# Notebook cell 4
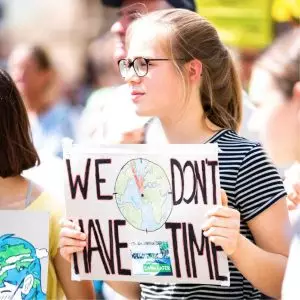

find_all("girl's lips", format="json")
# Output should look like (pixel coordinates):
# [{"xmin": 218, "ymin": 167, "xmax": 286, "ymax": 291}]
[
  {"xmin": 131, "ymin": 92, "xmax": 145, "ymax": 103},
  {"xmin": 131, "ymin": 91, "xmax": 145, "ymax": 95}
]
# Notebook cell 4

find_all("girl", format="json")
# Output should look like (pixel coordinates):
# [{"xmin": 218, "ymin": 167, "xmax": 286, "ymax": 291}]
[
  {"xmin": 59, "ymin": 9, "xmax": 291, "ymax": 299},
  {"xmin": 0, "ymin": 69, "xmax": 94, "ymax": 299}
]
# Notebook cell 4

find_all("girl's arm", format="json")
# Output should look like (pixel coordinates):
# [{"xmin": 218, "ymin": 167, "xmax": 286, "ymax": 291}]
[
  {"xmin": 106, "ymin": 281, "xmax": 141, "ymax": 299},
  {"xmin": 230, "ymin": 197, "xmax": 291, "ymax": 298},
  {"xmin": 53, "ymin": 252, "xmax": 96, "ymax": 299},
  {"xmin": 203, "ymin": 192, "xmax": 291, "ymax": 299}
]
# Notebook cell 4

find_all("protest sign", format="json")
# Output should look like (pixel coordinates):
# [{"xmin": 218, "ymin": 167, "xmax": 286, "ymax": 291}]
[
  {"xmin": 0, "ymin": 211, "xmax": 49, "ymax": 299},
  {"xmin": 64, "ymin": 143, "xmax": 229, "ymax": 285}
]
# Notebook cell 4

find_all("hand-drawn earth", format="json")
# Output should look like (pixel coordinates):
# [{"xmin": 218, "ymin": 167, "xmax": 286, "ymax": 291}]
[{"xmin": 114, "ymin": 158, "xmax": 172, "ymax": 232}]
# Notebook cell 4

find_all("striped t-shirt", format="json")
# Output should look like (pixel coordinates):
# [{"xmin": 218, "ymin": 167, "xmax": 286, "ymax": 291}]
[{"xmin": 141, "ymin": 129, "xmax": 286, "ymax": 300}]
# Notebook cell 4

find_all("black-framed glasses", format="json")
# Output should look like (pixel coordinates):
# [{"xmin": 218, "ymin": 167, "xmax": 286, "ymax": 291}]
[{"xmin": 118, "ymin": 57, "xmax": 184, "ymax": 78}]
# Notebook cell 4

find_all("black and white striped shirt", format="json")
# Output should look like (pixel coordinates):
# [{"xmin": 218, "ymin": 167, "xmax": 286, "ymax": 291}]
[{"xmin": 141, "ymin": 129, "xmax": 286, "ymax": 300}]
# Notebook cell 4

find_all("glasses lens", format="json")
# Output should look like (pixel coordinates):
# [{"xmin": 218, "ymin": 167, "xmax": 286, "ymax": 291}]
[
  {"xmin": 118, "ymin": 60, "xmax": 128, "ymax": 78},
  {"xmin": 134, "ymin": 58, "xmax": 148, "ymax": 77}
]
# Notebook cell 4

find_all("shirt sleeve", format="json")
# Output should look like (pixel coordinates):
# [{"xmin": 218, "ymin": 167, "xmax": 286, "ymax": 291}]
[{"xmin": 235, "ymin": 144, "xmax": 287, "ymax": 222}]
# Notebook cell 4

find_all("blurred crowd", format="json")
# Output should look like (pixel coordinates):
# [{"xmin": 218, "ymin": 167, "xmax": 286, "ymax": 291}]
[{"xmin": 0, "ymin": 0, "xmax": 299, "ymax": 299}]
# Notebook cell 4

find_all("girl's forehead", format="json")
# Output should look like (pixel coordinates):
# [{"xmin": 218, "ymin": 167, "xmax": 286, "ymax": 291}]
[
  {"xmin": 128, "ymin": 27, "xmax": 168, "ymax": 57},
  {"xmin": 128, "ymin": 38, "xmax": 155, "ymax": 56}
]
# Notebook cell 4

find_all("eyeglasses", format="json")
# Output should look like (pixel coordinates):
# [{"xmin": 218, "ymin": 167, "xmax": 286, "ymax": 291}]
[{"xmin": 118, "ymin": 57, "xmax": 184, "ymax": 78}]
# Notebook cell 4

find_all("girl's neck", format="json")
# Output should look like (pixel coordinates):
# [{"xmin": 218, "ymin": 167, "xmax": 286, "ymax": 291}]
[
  {"xmin": 0, "ymin": 176, "xmax": 28, "ymax": 208},
  {"xmin": 159, "ymin": 95, "xmax": 221, "ymax": 144},
  {"xmin": 160, "ymin": 117, "xmax": 218, "ymax": 144},
  {"xmin": 0, "ymin": 175, "xmax": 24, "ymax": 189}
]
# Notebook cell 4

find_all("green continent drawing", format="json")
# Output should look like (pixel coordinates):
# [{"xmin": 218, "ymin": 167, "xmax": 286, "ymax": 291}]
[
  {"xmin": 114, "ymin": 158, "xmax": 173, "ymax": 232},
  {"xmin": 0, "ymin": 234, "xmax": 48, "ymax": 300}
]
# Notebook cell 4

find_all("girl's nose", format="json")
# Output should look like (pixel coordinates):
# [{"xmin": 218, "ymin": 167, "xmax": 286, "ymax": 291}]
[{"xmin": 125, "ymin": 66, "xmax": 141, "ymax": 84}]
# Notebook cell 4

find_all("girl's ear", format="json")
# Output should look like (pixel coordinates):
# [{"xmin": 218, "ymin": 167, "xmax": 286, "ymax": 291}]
[{"xmin": 187, "ymin": 59, "xmax": 202, "ymax": 83}]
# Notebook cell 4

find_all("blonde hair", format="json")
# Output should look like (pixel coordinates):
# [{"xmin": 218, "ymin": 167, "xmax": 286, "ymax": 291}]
[{"xmin": 128, "ymin": 9, "xmax": 243, "ymax": 131}]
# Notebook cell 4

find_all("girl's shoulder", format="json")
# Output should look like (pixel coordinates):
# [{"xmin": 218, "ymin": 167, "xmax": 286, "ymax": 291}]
[
  {"xmin": 211, "ymin": 129, "xmax": 262, "ymax": 162},
  {"xmin": 26, "ymin": 184, "xmax": 65, "ymax": 258},
  {"xmin": 26, "ymin": 183, "xmax": 64, "ymax": 214},
  {"xmin": 211, "ymin": 129, "xmax": 259, "ymax": 146}
]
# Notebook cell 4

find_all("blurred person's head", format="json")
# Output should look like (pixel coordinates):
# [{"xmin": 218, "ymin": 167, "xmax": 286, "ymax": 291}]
[
  {"xmin": 7, "ymin": 45, "xmax": 55, "ymax": 112},
  {"xmin": 119, "ymin": 9, "xmax": 242, "ymax": 131},
  {"xmin": 102, "ymin": 0, "xmax": 196, "ymax": 62},
  {"xmin": 249, "ymin": 28, "xmax": 300, "ymax": 165},
  {"xmin": 86, "ymin": 32, "xmax": 123, "ymax": 88},
  {"xmin": 0, "ymin": 69, "xmax": 40, "ymax": 178}
]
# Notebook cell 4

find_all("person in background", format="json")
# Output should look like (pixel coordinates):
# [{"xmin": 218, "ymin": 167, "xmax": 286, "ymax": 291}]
[
  {"xmin": 86, "ymin": 31, "xmax": 123, "ymax": 90},
  {"xmin": 60, "ymin": 9, "xmax": 291, "ymax": 299},
  {"xmin": 7, "ymin": 44, "xmax": 79, "ymax": 158},
  {"xmin": 0, "ymin": 68, "xmax": 95, "ymax": 300},
  {"xmin": 248, "ymin": 28, "xmax": 300, "ymax": 299},
  {"xmin": 249, "ymin": 28, "xmax": 300, "ymax": 209},
  {"xmin": 272, "ymin": 0, "xmax": 300, "ymax": 37}
]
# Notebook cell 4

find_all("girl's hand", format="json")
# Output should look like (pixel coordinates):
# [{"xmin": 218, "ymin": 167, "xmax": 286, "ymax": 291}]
[
  {"xmin": 59, "ymin": 218, "xmax": 87, "ymax": 262},
  {"xmin": 202, "ymin": 189, "xmax": 241, "ymax": 256}
]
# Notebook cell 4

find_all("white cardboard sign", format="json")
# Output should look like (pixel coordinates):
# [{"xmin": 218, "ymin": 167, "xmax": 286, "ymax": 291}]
[{"xmin": 64, "ymin": 143, "xmax": 229, "ymax": 285}]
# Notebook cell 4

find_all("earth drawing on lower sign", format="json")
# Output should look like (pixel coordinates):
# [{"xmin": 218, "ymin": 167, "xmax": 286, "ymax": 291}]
[{"xmin": 114, "ymin": 158, "xmax": 173, "ymax": 232}]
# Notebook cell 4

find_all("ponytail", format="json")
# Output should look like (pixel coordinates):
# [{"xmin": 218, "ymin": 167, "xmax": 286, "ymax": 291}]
[{"xmin": 200, "ymin": 50, "xmax": 242, "ymax": 132}]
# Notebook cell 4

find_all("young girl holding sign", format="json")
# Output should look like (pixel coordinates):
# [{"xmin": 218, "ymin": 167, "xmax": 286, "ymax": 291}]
[
  {"xmin": 0, "ymin": 69, "xmax": 94, "ymax": 299},
  {"xmin": 59, "ymin": 9, "xmax": 291, "ymax": 299}
]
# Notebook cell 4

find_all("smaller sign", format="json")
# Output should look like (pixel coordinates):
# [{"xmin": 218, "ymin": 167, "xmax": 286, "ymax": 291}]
[
  {"xmin": 0, "ymin": 211, "xmax": 50, "ymax": 300},
  {"xmin": 130, "ymin": 241, "xmax": 173, "ymax": 276}
]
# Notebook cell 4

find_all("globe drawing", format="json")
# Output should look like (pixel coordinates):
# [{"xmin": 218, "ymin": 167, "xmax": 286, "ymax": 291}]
[{"xmin": 114, "ymin": 158, "xmax": 173, "ymax": 232}]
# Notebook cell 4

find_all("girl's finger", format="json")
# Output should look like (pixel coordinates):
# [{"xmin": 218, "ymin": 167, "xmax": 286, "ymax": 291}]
[
  {"xmin": 208, "ymin": 235, "xmax": 227, "ymax": 247},
  {"xmin": 221, "ymin": 189, "xmax": 228, "ymax": 207},
  {"xmin": 203, "ymin": 226, "xmax": 235, "ymax": 239},
  {"xmin": 59, "ymin": 227, "xmax": 86, "ymax": 241},
  {"xmin": 60, "ymin": 246, "xmax": 84, "ymax": 261},
  {"xmin": 59, "ymin": 236, "xmax": 87, "ymax": 248},
  {"xmin": 202, "ymin": 216, "xmax": 239, "ymax": 231},
  {"xmin": 207, "ymin": 206, "xmax": 239, "ymax": 218},
  {"xmin": 59, "ymin": 218, "xmax": 81, "ymax": 231}
]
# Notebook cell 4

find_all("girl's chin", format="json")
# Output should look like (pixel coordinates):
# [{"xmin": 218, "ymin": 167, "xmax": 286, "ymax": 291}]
[{"xmin": 134, "ymin": 106, "xmax": 153, "ymax": 117}]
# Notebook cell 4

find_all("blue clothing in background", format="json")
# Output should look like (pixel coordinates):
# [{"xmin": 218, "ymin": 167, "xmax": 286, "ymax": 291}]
[{"xmin": 30, "ymin": 101, "xmax": 80, "ymax": 158}]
